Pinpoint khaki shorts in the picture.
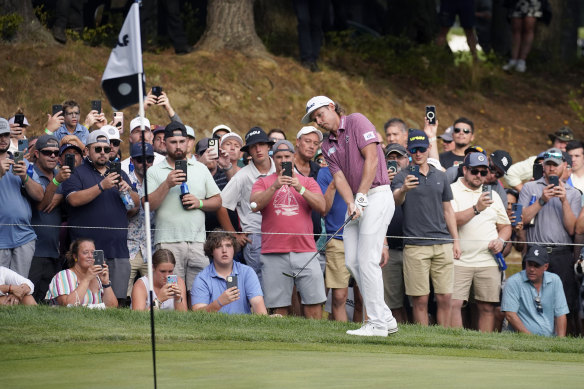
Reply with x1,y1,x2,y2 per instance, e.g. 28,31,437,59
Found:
403,244,453,296
325,239,350,289
382,249,405,309
452,265,501,303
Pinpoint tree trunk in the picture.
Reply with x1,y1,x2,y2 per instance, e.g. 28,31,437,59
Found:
0,0,53,43
195,0,267,56
532,0,580,64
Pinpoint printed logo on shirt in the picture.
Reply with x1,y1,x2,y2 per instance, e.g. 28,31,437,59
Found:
363,131,376,141
273,186,299,216
328,146,336,156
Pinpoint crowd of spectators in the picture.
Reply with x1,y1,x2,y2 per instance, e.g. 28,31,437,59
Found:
1,91,583,338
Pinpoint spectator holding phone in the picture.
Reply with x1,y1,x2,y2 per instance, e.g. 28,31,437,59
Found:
7,113,30,154
502,188,526,257
61,130,139,306
219,132,243,179
519,147,581,335
392,129,461,327
53,101,90,145
131,249,187,311
0,266,36,306
0,118,44,278
144,88,182,123
146,122,221,293
191,231,266,314
46,238,117,308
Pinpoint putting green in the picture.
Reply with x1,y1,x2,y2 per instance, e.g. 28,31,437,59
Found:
3,344,583,388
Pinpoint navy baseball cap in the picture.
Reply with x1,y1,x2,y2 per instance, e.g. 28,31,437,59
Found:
524,245,549,266
130,142,154,158
407,129,429,149
464,152,489,168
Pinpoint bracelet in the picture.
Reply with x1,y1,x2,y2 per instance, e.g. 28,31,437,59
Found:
497,237,505,244
44,128,53,135
216,299,224,307
428,136,437,142
23,175,29,184
97,182,104,192
52,177,61,186
198,199,204,209
472,205,480,215
299,186,306,196
383,244,389,249
102,283,111,288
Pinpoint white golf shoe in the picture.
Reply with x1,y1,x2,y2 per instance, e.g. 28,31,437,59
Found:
347,322,393,337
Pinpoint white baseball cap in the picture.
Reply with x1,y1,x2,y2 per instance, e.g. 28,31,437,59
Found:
185,125,195,139
102,125,122,142
212,124,232,137
301,96,334,124
220,132,243,147
296,126,323,141
130,117,151,132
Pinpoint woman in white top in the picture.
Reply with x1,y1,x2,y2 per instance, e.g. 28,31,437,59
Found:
46,238,118,308
131,249,187,311
0,266,36,305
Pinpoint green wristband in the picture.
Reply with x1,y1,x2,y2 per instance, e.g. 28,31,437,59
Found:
44,128,53,135
199,199,204,209
52,177,61,186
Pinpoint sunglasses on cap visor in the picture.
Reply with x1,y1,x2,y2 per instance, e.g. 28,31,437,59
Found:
534,296,543,314
110,140,121,147
453,127,471,134
93,146,112,154
409,147,427,154
470,168,488,177
133,156,155,164
39,149,59,157
543,152,563,160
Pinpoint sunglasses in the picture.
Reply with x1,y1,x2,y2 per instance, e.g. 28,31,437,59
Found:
470,168,488,177
409,147,427,154
110,140,121,147
489,164,504,178
543,152,563,160
534,296,543,314
40,149,59,157
453,127,471,134
133,156,155,164
93,146,112,154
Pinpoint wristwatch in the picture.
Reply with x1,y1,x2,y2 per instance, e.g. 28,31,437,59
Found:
473,205,480,215
538,197,546,206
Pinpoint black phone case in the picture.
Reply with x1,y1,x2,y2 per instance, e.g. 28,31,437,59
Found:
91,100,102,113
425,105,436,125
282,162,292,177
226,275,238,289
175,160,188,181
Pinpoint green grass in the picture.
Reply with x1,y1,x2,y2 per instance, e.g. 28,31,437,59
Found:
2,306,584,388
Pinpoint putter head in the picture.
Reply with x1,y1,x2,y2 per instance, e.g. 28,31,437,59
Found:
282,272,296,278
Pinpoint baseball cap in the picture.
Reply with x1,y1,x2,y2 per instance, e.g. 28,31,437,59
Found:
543,147,563,166
301,96,334,124
35,134,59,150
220,132,243,147
240,127,274,153
8,115,30,127
86,129,109,145
272,140,295,155
0,118,9,135
385,143,408,158
464,152,489,168
102,125,122,143
152,125,165,136
548,126,574,142
195,137,211,155
438,126,453,142
164,121,187,139
464,145,487,156
130,142,154,158
130,117,151,132
407,129,429,149
211,124,232,138
490,150,512,174
185,125,195,139
296,126,323,141
524,245,549,266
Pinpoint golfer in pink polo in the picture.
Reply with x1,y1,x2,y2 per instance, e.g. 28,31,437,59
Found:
302,96,397,336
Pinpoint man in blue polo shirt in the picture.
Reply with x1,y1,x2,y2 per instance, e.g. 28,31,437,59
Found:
62,129,139,305
501,245,568,337
191,231,267,314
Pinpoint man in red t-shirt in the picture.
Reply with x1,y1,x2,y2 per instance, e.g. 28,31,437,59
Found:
251,140,326,318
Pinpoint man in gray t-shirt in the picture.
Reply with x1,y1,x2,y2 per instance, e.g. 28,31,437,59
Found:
392,129,460,327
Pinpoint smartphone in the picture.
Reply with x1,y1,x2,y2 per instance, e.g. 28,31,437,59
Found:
386,160,399,173
482,184,492,199
425,105,436,125
408,164,420,180
511,203,523,227
109,161,122,183
65,153,76,172
166,275,178,286
52,104,63,116
93,250,105,267
226,275,238,290
113,112,123,130
13,151,23,164
208,138,219,159
14,114,25,127
91,100,102,114
18,139,28,152
152,86,163,97
282,161,293,177
175,160,187,182
533,163,544,181
548,175,559,187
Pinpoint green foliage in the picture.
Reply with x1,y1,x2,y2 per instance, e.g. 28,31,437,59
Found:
68,25,116,47
0,13,23,41
33,4,51,28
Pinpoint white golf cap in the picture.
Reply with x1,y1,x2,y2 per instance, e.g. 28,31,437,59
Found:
296,126,323,141
102,125,122,142
130,117,151,131
220,132,243,147
185,125,195,139
212,124,232,137
301,95,334,124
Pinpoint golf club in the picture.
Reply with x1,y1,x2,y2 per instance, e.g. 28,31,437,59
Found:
283,211,356,278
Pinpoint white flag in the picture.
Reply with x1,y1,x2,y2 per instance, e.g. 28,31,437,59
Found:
101,2,144,110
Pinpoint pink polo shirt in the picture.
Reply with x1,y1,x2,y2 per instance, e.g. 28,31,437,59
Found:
322,114,389,194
